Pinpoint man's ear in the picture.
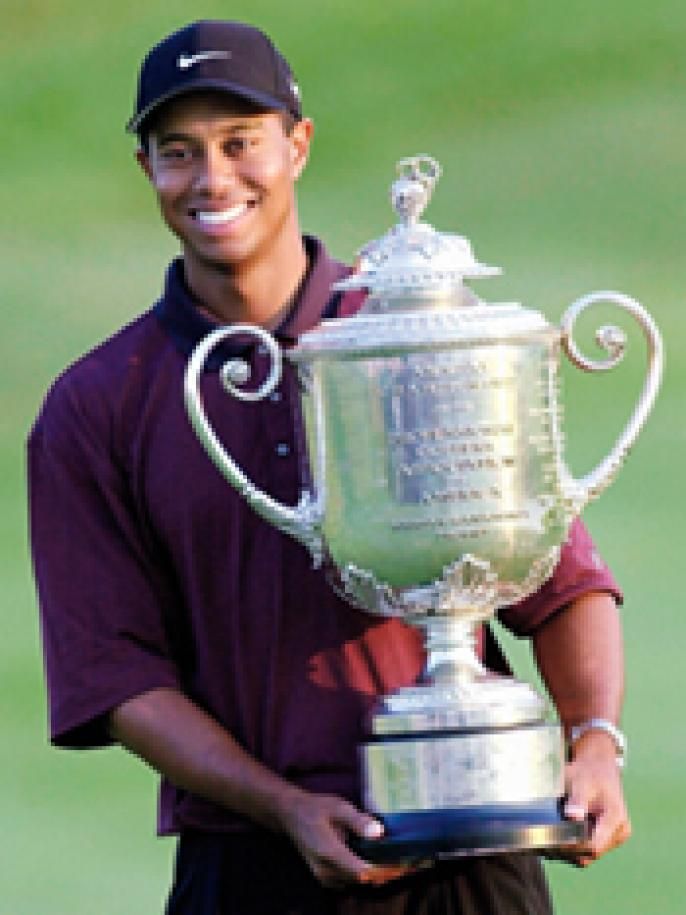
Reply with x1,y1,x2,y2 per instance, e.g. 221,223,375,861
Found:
136,147,153,180
289,118,314,181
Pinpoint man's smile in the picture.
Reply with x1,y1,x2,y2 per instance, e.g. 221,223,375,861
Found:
191,201,255,227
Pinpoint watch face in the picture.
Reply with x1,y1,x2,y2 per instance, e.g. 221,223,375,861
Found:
569,719,626,768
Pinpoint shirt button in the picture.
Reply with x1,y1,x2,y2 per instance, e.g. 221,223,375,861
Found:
276,442,291,457
270,390,282,403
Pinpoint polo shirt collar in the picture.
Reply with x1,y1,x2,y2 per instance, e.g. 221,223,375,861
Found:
154,236,349,362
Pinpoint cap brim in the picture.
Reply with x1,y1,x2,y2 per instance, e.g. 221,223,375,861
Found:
126,78,296,134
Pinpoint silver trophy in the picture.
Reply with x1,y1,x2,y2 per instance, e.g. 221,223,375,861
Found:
185,156,663,861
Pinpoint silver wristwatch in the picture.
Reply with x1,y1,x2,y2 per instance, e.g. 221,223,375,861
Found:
568,718,627,769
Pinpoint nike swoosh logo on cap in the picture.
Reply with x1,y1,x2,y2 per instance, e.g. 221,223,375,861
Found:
177,51,232,70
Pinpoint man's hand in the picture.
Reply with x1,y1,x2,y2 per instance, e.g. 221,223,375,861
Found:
561,730,631,866
110,689,415,890
277,789,415,888
532,592,630,866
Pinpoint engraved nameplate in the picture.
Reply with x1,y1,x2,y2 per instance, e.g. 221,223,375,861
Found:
363,725,564,813
383,351,555,509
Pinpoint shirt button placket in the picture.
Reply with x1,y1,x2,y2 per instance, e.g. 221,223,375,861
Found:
259,351,298,500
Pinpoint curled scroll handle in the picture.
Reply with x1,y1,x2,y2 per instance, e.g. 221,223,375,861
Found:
560,291,664,510
184,324,325,562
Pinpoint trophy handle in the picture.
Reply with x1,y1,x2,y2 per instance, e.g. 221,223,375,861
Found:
559,291,664,509
184,324,325,563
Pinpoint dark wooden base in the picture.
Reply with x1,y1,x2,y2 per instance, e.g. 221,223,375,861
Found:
350,801,587,864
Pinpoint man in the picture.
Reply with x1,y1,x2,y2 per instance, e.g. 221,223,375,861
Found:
28,20,630,914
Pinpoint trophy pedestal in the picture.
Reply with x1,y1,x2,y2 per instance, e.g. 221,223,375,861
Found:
351,802,585,863
356,662,583,863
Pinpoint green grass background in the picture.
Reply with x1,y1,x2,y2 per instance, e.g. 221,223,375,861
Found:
2,1,683,911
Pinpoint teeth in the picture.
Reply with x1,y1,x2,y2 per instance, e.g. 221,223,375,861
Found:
194,203,249,225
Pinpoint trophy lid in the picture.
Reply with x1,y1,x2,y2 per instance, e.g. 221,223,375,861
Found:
335,155,502,298
290,155,555,360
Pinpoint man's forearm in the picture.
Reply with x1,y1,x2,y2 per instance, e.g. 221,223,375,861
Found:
109,687,300,831
533,590,624,737
108,687,396,887
533,590,631,863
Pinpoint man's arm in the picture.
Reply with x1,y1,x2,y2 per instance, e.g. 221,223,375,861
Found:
532,590,631,865
109,688,408,887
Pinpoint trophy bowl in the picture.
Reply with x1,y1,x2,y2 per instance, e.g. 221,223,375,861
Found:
184,156,663,862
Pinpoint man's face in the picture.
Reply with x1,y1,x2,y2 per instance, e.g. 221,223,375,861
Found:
138,91,312,274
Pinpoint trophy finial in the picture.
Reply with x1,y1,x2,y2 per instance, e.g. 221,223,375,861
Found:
391,155,442,225
333,152,499,296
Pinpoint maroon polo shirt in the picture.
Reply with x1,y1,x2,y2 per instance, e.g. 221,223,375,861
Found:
28,236,621,836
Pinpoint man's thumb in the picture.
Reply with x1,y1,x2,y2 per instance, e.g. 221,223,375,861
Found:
335,803,385,840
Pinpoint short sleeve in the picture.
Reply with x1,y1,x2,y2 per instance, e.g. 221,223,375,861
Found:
28,374,181,748
497,517,623,636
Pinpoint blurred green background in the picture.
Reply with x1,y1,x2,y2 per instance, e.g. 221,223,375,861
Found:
2,1,683,911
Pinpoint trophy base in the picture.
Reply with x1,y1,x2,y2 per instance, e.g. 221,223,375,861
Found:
350,800,586,864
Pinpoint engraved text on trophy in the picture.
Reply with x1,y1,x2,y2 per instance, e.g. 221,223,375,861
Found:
383,348,563,545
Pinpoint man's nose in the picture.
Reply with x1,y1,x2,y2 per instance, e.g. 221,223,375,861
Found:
193,145,236,193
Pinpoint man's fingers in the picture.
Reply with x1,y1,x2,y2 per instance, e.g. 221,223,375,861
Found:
319,842,375,885
331,799,385,842
327,802,418,886
563,800,588,821
587,806,632,858
286,794,417,888
300,799,383,885
562,759,631,863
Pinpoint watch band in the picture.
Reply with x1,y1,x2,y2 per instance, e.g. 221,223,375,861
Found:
568,718,627,769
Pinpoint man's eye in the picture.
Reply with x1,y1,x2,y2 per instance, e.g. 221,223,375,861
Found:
160,147,192,162
225,137,258,156
225,138,247,155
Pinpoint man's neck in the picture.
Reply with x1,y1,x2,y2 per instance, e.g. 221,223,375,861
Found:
183,237,309,328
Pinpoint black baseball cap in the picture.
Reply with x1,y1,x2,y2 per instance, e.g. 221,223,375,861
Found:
127,20,302,135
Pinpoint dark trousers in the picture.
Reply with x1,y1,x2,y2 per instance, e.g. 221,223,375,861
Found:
165,831,553,915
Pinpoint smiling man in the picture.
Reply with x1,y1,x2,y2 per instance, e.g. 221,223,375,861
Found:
131,25,313,329
28,19,630,915
143,96,305,258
